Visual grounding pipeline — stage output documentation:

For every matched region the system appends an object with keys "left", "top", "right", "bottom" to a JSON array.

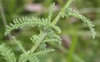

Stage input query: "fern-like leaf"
[
  {"left": 51, "top": 25, "right": 61, "bottom": 34},
  {"left": 12, "top": 36, "right": 26, "bottom": 52},
  {"left": 46, "top": 31, "right": 62, "bottom": 45},
  {"left": 19, "top": 51, "right": 30, "bottom": 62},
  {"left": 66, "top": 8, "right": 96, "bottom": 39},
  {"left": 30, "top": 35, "right": 39, "bottom": 43},
  {"left": 33, "top": 48, "right": 55, "bottom": 56},
  {"left": 39, "top": 43, "right": 47, "bottom": 50},
  {"left": 43, "top": 38, "right": 59, "bottom": 43},
  {"left": 5, "top": 17, "right": 49, "bottom": 35},
  {"left": 0, "top": 43, "right": 16, "bottom": 62},
  {"left": 29, "top": 56, "right": 40, "bottom": 62},
  {"left": 48, "top": 3, "right": 55, "bottom": 22},
  {"left": 19, "top": 51, "right": 40, "bottom": 62}
]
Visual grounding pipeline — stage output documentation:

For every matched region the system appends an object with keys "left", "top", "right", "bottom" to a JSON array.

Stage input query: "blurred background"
[{"left": 0, "top": 0, "right": 100, "bottom": 62}]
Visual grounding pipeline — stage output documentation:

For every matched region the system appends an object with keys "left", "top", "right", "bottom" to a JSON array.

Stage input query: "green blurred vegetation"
[{"left": 0, "top": 0, "right": 100, "bottom": 62}]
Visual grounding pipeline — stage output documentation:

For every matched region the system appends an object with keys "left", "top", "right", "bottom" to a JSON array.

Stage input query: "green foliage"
[
  {"left": 29, "top": 56, "right": 40, "bottom": 62},
  {"left": 0, "top": 0, "right": 96, "bottom": 62},
  {"left": 12, "top": 36, "right": 26, "bottom": 52},
  {"left": 65, "top": 8, "right": 96, "bottom": 39},
  {"left": 33, "top": 48, "right": 55, "bottom": 56},
  {"left": 0, "top": 43, "right": 16, "bottom": 62},
  {"left": 48, "top": 3, "right": 55, "bottom": 21},
  {"left": 5, "top": 17, "right": 49, "bottom": 36},
  {"left": 1, "top": 3, "right": 61, "bottom": 62}
]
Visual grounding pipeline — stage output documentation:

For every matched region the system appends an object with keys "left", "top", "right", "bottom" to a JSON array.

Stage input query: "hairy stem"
[
  {"left": 30, "top": 0, "right": 74, "bottom": 55},
  {"left": 30, "top": 32, "right": 47, "bottom": 53},
  {"left": 51, "top": 0, "right": 73, "bottom": 25},
  {"left": 19, "top": 0, "right": 75, "bottom": 62}
]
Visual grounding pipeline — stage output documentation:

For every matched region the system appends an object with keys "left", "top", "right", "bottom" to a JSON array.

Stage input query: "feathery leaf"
[
  {"left": 51, "top": 25, "right": 61, "bottom": 34},
  {"left": 29, "top": 56, "right": 40, "bottom": 62},
  {"left": 66, "top": 8, "right": 96, "bottom": 39},
  {"left": 33, "top": 48, "right": 55, "bottom": 56},
  {"left": 48, "top": 3, "right": 55, "bottom": 22},
  {"left": 12, "top": 36, "right": 26, "bottom": 52},
  {"left": 5, "top": 17, "right": 49, "bottom": 35},
  {"left": 0, "top": 43, "right": 16, "bottom": 62}
]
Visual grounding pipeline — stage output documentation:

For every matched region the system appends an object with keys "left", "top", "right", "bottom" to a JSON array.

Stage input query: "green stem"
[
  {"left": 51, "top": 0, "right": 73, "bottom": 25},
  {"left": 30, "top": 32, "right": 47, "bottom": 53},
  {"left": 20, "top": 0, "right": 74, "bottom": 62},
  {"left": 30, "top": 0, "right": 73, "bottom": 54},
  {"left": 68, "top": 32, "right": 78, "bottom": 62},
  {"left": 0, "top": 0, "right": 13, "bottom": 42}
]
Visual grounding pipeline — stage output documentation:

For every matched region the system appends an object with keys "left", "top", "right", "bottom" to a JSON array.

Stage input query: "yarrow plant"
[{"left": 0, "top": 0, "right": 96, "bottom": 62}]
